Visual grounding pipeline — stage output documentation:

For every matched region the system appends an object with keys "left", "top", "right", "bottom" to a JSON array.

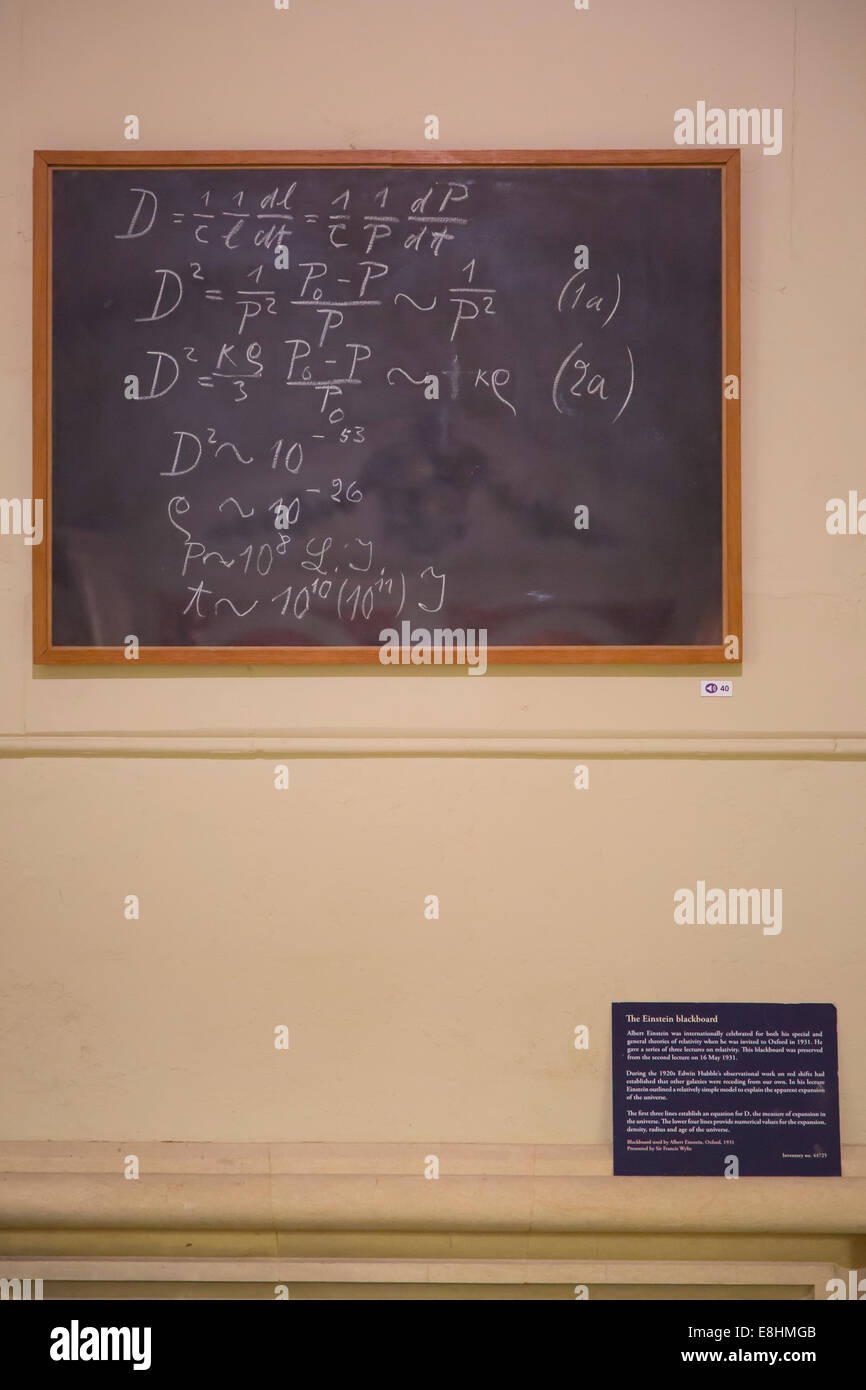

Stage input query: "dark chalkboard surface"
[{"left": 34, "top": 151, "right": 741, "bottom": 663}]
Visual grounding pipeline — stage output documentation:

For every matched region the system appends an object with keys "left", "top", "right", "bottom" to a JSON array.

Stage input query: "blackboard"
[{"left": 33, "top": 150, "right": 740, "bottom": 664}]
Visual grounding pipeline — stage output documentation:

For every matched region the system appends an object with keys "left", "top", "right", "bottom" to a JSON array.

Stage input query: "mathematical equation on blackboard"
[{"left": 50, "top": 165, "right": 723, "bottom": 650}]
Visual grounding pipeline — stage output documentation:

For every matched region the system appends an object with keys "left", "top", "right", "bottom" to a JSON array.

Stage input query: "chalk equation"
[{"left": 49, "top": 163, "right": 725, "bottom": 651}]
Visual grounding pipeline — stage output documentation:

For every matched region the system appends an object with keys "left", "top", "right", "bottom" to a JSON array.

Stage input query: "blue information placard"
[{"left": 612, "top": 1003, "right": 840, "bottom": 1176}]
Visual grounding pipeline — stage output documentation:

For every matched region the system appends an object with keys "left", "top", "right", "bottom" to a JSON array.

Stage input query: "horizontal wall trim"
[
  {"left": 2, "top": 735, "right": 866, "bottom": 758},
  {"left": 1, "top": 1144, "right": 864, "bottom": 1233},
  {"left": 4, "top": 1141, "right": 864, "bottom": 1177},
  {"left": 0, "top": 1257, "right": 848, "bottom": 1290}
]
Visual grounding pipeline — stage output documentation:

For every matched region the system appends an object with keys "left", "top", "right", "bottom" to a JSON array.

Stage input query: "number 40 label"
[{"left": 700, "top": 679, "right": 733, "bottom": 697}]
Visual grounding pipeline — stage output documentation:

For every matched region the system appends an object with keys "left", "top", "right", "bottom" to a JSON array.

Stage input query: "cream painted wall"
[
  {"left": 0, "top": 0, "right": 864, "bottom": 1148},
  {"left": 1, "top": 756, "right": 864, "bottom": 1141}
]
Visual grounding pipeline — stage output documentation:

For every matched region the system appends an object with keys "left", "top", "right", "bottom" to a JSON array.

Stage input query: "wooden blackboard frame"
[{"left": 33, "top": 148, "right": 741, "bottom": 665}]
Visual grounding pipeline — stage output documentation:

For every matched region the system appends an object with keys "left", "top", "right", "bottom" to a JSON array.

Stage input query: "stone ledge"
[
  {"left": 0, "top": 1256, "right": 851, "bottom": 1294},
  {"left": 0, "top": 1144, "right": 863, "bottom": 1232}
]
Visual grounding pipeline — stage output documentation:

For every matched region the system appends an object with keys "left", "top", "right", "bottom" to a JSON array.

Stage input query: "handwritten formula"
[{"left": 50, "top": 165, "right": 724, "bottom": 650}]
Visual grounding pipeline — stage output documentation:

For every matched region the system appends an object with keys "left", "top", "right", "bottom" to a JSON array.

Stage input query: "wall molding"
[
  {"left": 1, "top": 1143, "right": 864, "bottom": 1233},
  {"left": 2, "top": 735, "right": 866, "bottom": 758},
  {"left": 0, "top": 1256, "right": 852, "bottom": 1297}
]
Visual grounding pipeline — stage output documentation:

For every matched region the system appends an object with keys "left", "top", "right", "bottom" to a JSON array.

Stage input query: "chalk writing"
[{"left": 49, "top": 164, "right": 725, "bottom": 650}]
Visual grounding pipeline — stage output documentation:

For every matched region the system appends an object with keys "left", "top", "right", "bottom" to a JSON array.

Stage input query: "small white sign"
[{"left": 700, "top": 679, "right": 733, "bottom": 697}]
